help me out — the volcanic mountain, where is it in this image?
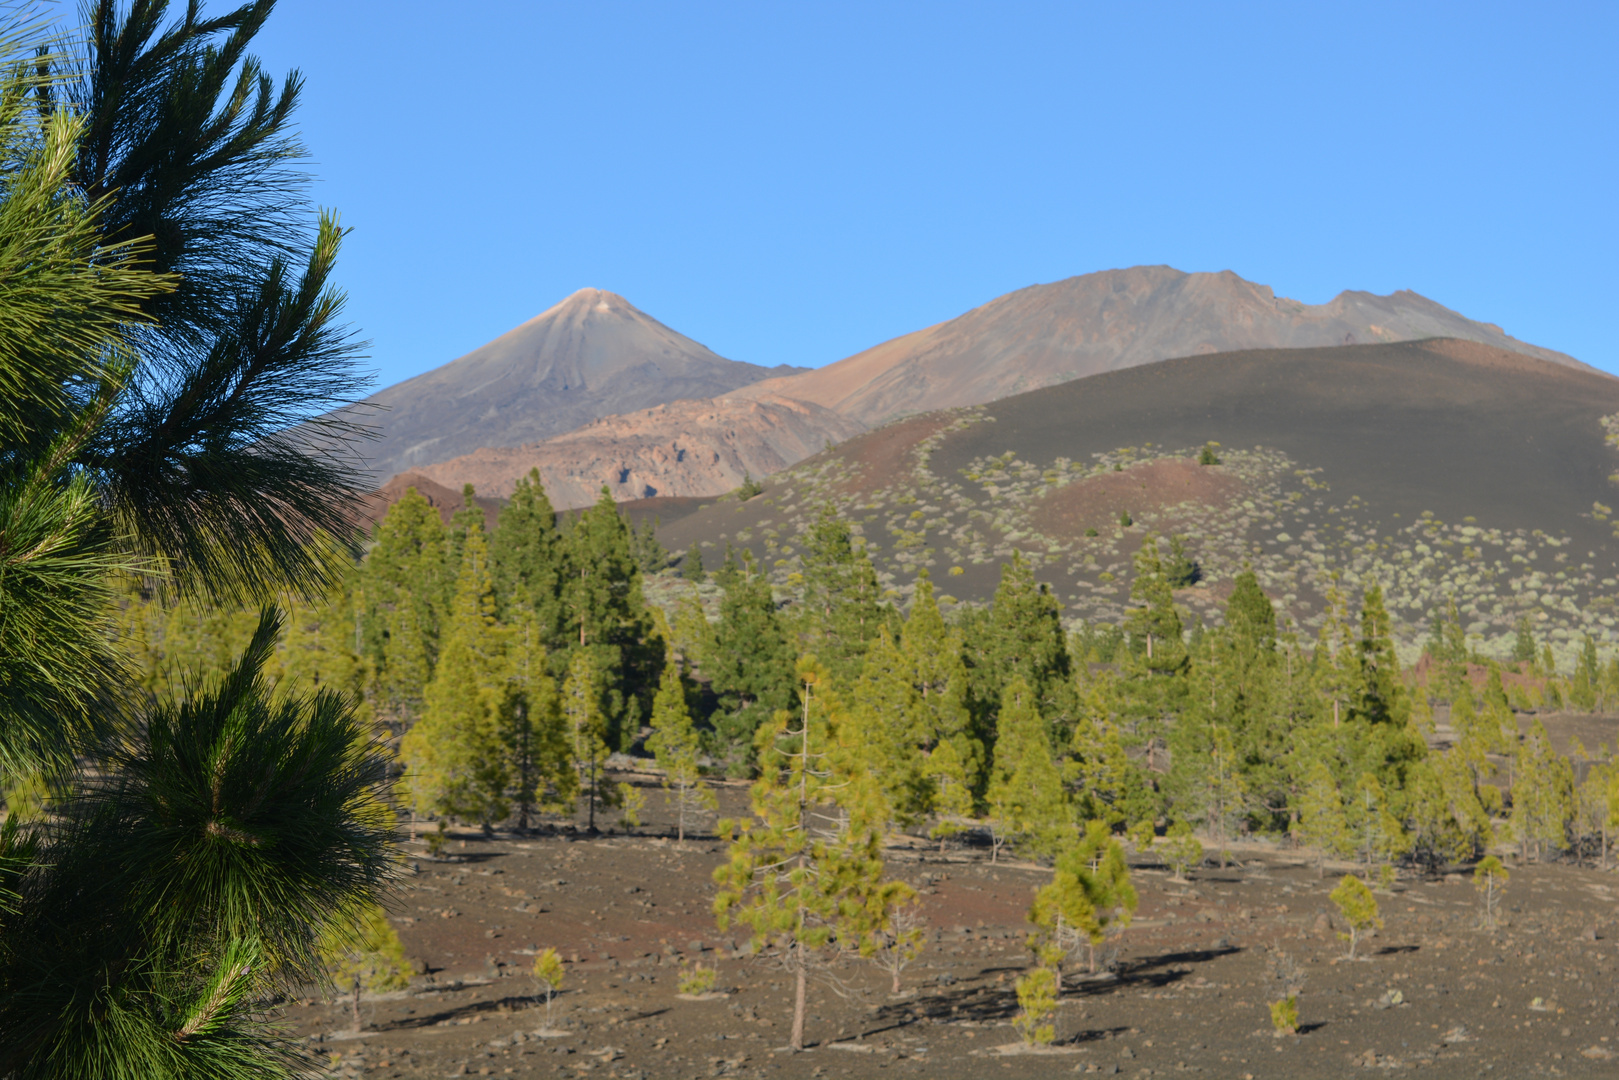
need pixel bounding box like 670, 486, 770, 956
414, 392, 867, 510
348, 289, 805, 481
653, 339, 1619, 661
737, 266, 1587, 425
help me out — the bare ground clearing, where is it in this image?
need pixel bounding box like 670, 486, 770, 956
287, 779, 1619, 1079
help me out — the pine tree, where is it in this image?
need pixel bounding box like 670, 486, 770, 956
563, 650, 612, 832
1029, 820, 1138, 976
712, 657, 892, 1051
318, 903, 411, 1032
489, 468, 563, 629
0, 7, 400, 1072
986, 677, 1070, 861
796, 507, 887, 683
401, 523, 510, 832
708, 571, 797, 773
1571, 635, 1601, 711
1352, 585, 1404, 727
362, 488, 450, 714
1345, 771, 1410, 874
969, 551, 1074, 720
1125, 535, 1187, 678
1329, 875, 1381, 960
501, 610, 575, 832
647, 660, 716, 841
1510, 718, 1574, 861
902, 576, 980, 786
846, 628, 930, 826
682, 545, 707, 583
923, 738, 976, 850
1512, 614, 1538, 666
1297, 760, 1353, 875
558, 487, 663, 750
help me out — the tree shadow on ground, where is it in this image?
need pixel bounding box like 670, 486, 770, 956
857, 945, 1243, 1037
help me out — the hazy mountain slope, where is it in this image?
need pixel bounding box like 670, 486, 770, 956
652, 339, 1619, 661
412, 392, 867, 510
348, 289, 804, 479
735, 266, 1587, 424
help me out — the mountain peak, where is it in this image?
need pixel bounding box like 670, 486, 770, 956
347, 289, 804, 480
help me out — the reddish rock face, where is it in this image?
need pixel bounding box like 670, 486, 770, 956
410, 392, 866, 510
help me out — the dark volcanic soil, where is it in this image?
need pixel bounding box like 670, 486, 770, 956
285, 778, 1619, 1079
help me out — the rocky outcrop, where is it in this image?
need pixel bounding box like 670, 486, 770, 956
409, 392, 866, 509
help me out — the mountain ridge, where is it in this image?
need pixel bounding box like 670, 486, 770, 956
733, 266, 1589, 424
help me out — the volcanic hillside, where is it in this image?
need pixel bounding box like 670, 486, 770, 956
735, 266, 1588, 425
652, 339, 1619, 662
345, 289, 804, 481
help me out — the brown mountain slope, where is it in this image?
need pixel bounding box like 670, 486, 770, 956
652, 339, 1619, 660
411, 392, 868, 510
342, 289, 804, 480
735, 266, 1587, 424
353, 471, 501, 533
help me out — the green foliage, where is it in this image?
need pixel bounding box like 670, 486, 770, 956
1162, 820, 1203, 882
1329, 874, 1382, 959
558, 487, 663, 751
1510, 719, 1574, 861
615, 781, 645, 832
1474, 855, 1509, 929
711, 658, 892, 1051
0, 611, 396, 1074
1512, 615, 1538, 666
681, 544, 707, 583
1269, 995, 1299, 1035
736, 471, 764, 501
401, 523, 509, 830
1198, 443, 1222, 466
489, 469, 562, 628
1124, 534, 1186, 677
795, 507, 886, 683
1118, 509, 1133, 527
1029, 820, 1138, 974
563, 650, 612, 831
1161, 534, 1201, 588
707, 571, 797, 774
986, 678, 1069, 861
319, 903, 411, 1031
964, 552, 1073, 725
678, 961, 717, 995
500, 611, 575, 831
1013, 966, 1058, 1046
647, 661, 715, 841
532, 947, 565, 1026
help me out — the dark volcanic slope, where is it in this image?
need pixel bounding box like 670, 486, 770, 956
654, 339, 1619, 660
346, 289, 804, 480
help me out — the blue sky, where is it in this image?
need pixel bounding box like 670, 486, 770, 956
246, 1, 1616, 387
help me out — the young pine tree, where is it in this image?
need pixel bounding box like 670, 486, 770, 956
1510, 718, 1575, 861
1029, 820, 1138, 976
986, 677, 1070, 861
563, 650, 613, 832
647, 661, 716, 842
501, 610, 575, 832
318, 903, 411, 1032
1297, 760, 1354, 876
712, 657, 892, 1051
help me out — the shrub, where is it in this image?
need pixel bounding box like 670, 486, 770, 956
1330, 875, 1382, 959
1013, 966, 1058, 1046
1199, 444, 1222, 466
1164, 820, 1203, 882
1119, 510, 1134, 527
1269, 995, 1299, 1035
678, 962, 717, 996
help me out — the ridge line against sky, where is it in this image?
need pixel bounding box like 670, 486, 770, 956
243, 1, 1614, 387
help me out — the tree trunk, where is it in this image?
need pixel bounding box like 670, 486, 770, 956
791, 948, 808, 1051
891, 969, 902, 994
351, 976, 362, 1031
